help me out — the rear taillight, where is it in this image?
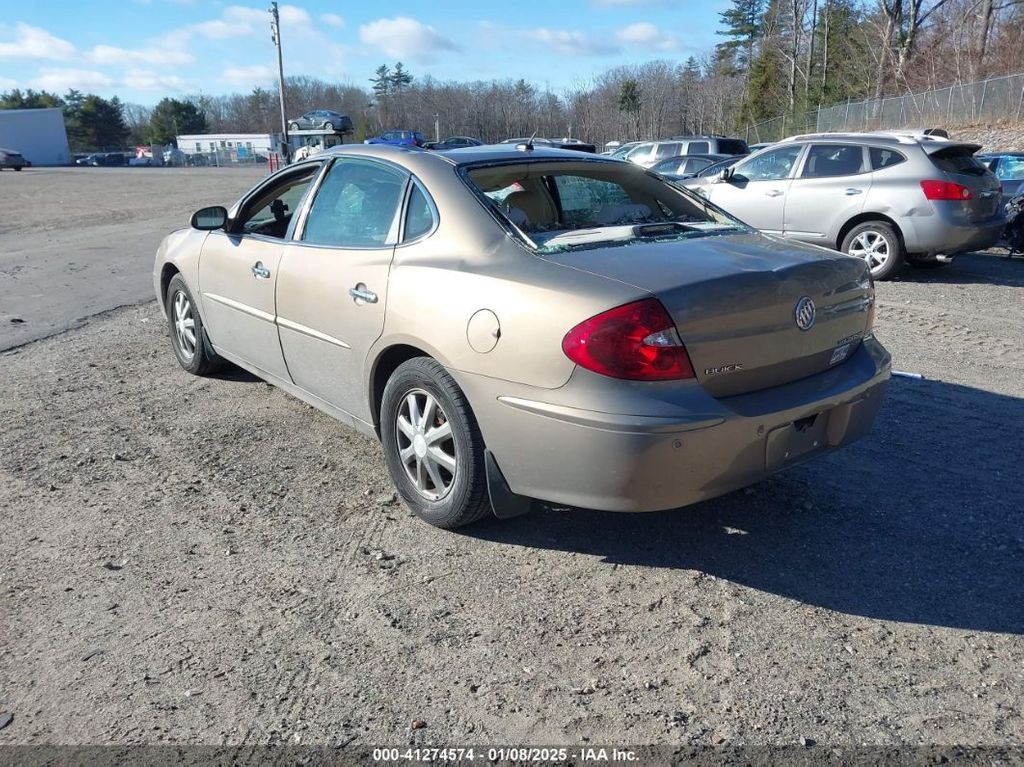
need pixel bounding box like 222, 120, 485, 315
920, 180, 973, 201
562, 298, 695, 381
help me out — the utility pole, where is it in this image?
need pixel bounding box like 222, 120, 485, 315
269, 2, 289, 160
434, 113, 440, 142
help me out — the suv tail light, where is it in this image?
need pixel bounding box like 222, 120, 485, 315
920, 180, 973, 200
562, 298, 695, 381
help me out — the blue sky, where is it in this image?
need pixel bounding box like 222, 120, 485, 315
0, 0, 729, 104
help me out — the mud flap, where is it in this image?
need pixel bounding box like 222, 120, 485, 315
485, 449, 533, 519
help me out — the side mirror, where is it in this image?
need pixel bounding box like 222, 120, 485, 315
716, 167, 734, 183
190, 205, 228, 230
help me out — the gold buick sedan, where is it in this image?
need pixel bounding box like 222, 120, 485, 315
155, 144, 890, 528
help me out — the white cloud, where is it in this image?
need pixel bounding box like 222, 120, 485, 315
0, 75, 17, 90
523, 28, 618, 57
221, 64, 275, 87
88, 44, 194, 67
0, 23, 75, 60
616, 22, 679, 51
359, 17, 458, 62
123, 69, 188, 91
321, 13, 344, 27
31, 68, 113, 91
194, 4, 312, 40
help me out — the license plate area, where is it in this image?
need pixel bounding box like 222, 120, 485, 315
765, 410, 830, 471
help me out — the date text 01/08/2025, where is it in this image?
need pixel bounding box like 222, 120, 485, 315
371, 746, 639, 762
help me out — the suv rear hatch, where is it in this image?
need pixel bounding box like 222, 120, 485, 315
543, 231, 873, 397
928, 144, 1003, 221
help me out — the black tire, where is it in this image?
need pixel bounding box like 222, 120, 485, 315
14, 166, 22, 171
165, 274, 226, 376
380, 358, 492, 529
841, 221, 904, 281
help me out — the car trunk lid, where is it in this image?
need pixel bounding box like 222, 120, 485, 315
928, 144, 1003, 221
543, 231, 873, 397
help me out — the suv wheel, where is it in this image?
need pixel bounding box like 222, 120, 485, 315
842, 221, 904, 281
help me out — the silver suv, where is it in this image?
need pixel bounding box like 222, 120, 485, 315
684, 131, 1005, 279
625, 136, 748, 168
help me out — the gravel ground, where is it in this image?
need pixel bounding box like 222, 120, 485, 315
0, 249, 1022, 749
0, 167, 263, 351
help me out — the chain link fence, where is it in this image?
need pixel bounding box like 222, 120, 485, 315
745, 72, 1024, 144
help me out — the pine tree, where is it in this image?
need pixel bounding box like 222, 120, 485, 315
390, 62, 413, 92
715, 0, 766, 77
370, 65, 392, 99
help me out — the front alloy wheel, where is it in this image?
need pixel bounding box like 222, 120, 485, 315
396, 388, 457, 501
165, 274, 225, 376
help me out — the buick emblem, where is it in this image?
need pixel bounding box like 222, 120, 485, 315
794, 296, 816, 331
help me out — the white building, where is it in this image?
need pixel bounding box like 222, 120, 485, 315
0, 108, 71, 165
176, 132, 283, 157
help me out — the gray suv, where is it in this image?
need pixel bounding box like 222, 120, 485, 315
684, 132, 1005, 279
625, 136, 748, 168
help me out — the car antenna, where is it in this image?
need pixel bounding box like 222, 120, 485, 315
517, 130, 539, 152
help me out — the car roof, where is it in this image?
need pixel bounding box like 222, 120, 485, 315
317, 142, 619, 170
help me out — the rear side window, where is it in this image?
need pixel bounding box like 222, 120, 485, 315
654, 142, 682, 160
403, 184, 435, 241
870, 147, 906, 170
717, 139, 748, 155
801, 144, 865, 178
931, 147, 988, 176
686, 141, 710, 154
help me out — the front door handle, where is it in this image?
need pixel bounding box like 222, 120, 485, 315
251, 261, 271, 279
765, 189, 784, 198
845, 188, 863, 196
348, 285, 378, 304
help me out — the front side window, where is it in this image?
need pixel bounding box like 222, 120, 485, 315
464, 160, 747, 254
995, 156, 1024, 181
801, 144, 865, 178
302, 158, 407, 247
734, 144, 802, 181
235, 165, 321, 239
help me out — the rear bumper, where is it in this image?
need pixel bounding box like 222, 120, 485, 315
458, 337, 891, 512
901, 212, 1005, 255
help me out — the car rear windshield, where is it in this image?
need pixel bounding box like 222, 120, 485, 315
462, 160, 747, 254
931, 147, 989, 176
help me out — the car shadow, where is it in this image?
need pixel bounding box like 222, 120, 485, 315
209, 365, 261, 383
467, 378, 1024, 634
895, 250, 1024, 287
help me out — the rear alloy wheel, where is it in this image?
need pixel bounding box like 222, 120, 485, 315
289, 122, 300, 132
165, 274, 226, 376
323, 122, 334, 132
380, 358, 491, 528
842, 221, 904, 281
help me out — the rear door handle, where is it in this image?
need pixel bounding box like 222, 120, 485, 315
348, 286, 378, 304
845, 188, 863, 196
251, 261, 270, 279
765, 190, 784, 198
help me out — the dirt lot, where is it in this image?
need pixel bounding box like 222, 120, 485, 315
0, 167, 264, 351
0, 169, 1023, 750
